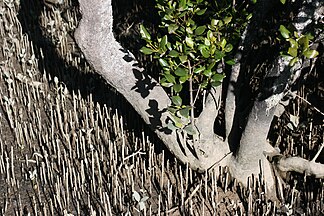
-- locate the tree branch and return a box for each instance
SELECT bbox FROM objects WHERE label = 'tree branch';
[225,52,241,139]
[74,0,230,171]
[230,0,323,188]
[196,86,222,140]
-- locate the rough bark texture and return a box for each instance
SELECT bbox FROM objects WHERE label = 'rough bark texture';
[74,0,324,194]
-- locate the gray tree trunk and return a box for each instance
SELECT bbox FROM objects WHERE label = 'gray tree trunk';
[74,0,324,196]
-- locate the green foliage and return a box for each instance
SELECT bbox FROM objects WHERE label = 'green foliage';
[279,25,319,66]
[280,0,286,4]
[140,0,252,131]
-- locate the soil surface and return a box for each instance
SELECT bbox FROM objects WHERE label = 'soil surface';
[0,0,323,215]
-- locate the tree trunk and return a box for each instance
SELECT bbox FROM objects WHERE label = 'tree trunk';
[74,0,324,194]
[74,0,232,172]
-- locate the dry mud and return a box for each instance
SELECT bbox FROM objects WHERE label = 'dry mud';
[0,0,323,215]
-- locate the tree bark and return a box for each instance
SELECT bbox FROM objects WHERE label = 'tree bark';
[74,0,324,193]
[74,0,231,171]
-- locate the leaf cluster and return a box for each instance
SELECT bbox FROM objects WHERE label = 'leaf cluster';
[279,25,319,66]
[140,0,252,130]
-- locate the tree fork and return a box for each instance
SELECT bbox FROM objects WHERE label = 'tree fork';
[74,0,231,171]
[74,0,324,198]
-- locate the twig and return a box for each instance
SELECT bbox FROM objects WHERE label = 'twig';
[123,149,146,161]
[118,149,146,170]
[188,60,194,125]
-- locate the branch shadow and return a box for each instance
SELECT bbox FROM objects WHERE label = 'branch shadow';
[132,69,157,98]
[17,0,176,213]
[17,0,170,141]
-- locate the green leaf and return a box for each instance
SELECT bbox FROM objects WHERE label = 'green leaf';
[198,44,206,50]
[288,38,298,48]
[184,124,197,135]
[188,18,195,26]
[200,47,210,58]
[174,120,183,128]
[186,27,193,34]
[209,45,216,55]
[179,107,190,118]
[160,35,168,49]
[225,59,236,65]
[166,42,172,50]
[185,37,194,48]
[179,11,188,18]
[288,47,298,57]
[305,33,314,40]
[279,25,290,39]
[159,58,169,67]
[160,78,173,87]
[212,73,225,82]
[289,57,299,66]
[179,75,188,83]
[207,61,216,70]
[203,69,212,77]
[246,13,253,20]
[174,67,188,77]
[196,8,207,15]
[215,50,225,60]
[204,38,211,46]
[188,52,195,59]
[179,0,187,11]
[303,49,319,58]
[217,20,224,27]
[207,30,213,40]
[167,107,178,114]
[139,24,151,41]
[167,120,178,131]
[297,36,309,51]
[164,74,176,84]
[194,66,205,74]
[223,16,232,25]
[173,84,183,93]
[224,44,233,52]
[200,80,208,88]
[140,47,154,55]
[168,50,179,57]
[172,95,182,106]
[220,38,227,49]
[168,24,179,34]
[211,19,219,28]
[179,55,187,63]
[280,0,286,4]
[211,81,222,87]
[195,25,206,36]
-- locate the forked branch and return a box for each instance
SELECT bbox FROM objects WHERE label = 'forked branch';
[75,0,230,171]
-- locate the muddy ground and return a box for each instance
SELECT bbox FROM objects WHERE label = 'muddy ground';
[0,0,323,215]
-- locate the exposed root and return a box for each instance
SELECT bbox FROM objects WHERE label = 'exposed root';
[274,155,324,178]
